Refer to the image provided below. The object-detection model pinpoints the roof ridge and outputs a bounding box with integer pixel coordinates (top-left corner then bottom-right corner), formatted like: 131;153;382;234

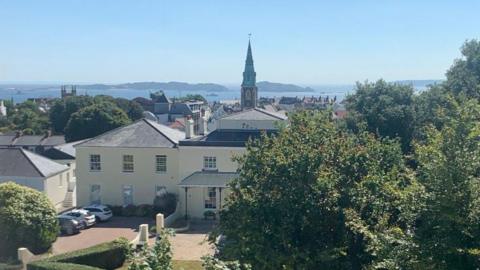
142;119;177;146
75;119;145;147
254;108;286;120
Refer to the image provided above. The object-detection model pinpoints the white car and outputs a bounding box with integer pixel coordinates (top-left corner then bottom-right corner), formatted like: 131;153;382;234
82;204;113;222
61;209;96;228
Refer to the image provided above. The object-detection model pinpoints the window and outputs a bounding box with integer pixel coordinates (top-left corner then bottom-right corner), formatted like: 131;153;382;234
123;185;133;205
90;154;101;171
122;155;134;172
90;184;101;204
155;185;167;197
203;156;216;170
155;155;167;173
204;187;217;209
59;174;63;187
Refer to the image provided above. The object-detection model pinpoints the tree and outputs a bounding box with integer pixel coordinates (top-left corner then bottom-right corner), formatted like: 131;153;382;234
49;96;94;134
345;80;415;153
0;182;58;259
414;99;480;269
64;102;131;142
445;39;480;99
114;98;144;121
213;111;425;269
127;229;174;270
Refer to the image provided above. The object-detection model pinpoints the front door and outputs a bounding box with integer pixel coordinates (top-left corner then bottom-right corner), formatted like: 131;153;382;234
123;185;133;205
90;184;101;204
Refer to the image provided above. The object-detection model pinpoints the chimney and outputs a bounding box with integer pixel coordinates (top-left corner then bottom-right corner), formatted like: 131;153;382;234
199;115;208;136
185;115;194;139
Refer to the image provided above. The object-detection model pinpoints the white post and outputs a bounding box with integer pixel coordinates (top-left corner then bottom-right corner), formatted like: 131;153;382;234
18;247;35;270
185;116;194;139
139;224;149;245
156;213;164;233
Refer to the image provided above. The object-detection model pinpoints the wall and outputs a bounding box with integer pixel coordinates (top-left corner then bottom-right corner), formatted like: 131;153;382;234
76;146;179;206
44;171;70;211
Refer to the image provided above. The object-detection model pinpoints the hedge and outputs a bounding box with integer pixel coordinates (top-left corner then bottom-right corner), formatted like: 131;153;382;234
0;262;22;270
27;238;129;270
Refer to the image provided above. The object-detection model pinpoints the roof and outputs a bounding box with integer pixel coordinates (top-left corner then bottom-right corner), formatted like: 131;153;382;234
179;129;276;147
279;96;299;105
0;147;68;178
77;119;185;148
43;139;87;160
179;171;238;187
169;103;193;115
0;135;65;147
220;108;287;121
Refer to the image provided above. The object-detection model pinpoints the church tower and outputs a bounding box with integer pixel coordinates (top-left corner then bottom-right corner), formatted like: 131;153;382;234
241;39;258;110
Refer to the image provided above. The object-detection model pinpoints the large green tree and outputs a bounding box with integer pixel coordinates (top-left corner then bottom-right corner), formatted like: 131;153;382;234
345;80;415;153
214;111;425;269
64;102;131;142
445;39;480;99
0;182;58;259
49;96;94;134
414;100;480;269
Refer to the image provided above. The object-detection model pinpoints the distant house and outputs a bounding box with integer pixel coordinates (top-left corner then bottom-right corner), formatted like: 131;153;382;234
0;133;65;154
0;147;74;212
278;96;300;111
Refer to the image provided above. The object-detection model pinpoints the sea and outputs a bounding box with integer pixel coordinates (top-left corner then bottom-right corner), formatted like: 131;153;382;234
0;82;432;104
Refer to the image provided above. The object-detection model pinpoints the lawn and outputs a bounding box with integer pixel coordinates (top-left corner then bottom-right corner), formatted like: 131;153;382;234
118;260;203;270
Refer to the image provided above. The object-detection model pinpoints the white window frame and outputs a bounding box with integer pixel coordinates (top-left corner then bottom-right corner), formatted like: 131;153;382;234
204;187;217;209
203;156;217;170
89;154;101;171
155;155;167;173
90;184;101;204
122;154;134;173
122;185;134;205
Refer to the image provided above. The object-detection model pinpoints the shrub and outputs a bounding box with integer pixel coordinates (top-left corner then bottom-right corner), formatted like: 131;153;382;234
121;204;137;217
135;204;153;217
0;261;22;270
27;238;129;270
153;193;177;217
107;205;123;216
0;182;58;260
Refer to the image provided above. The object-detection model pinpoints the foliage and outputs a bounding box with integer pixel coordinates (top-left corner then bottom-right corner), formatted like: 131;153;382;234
153;193;177;217
213;111;425;269
64;101;131;142
0;182;58;260
202;256;250;270
345;79;416;153
0;100;51;135
445;39;480;99
50;96;94;134
414;100;480;269
114;98;144;121
27;238;129;270
127;229;174;270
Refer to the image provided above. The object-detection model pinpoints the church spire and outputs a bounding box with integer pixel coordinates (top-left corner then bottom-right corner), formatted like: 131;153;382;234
241;37;258;110
242;39;256;87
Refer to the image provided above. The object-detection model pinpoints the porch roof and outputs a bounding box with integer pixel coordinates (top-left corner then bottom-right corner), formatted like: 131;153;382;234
179;171;238;188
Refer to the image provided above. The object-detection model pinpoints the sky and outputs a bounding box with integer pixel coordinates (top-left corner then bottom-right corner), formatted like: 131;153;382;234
0;0;479;85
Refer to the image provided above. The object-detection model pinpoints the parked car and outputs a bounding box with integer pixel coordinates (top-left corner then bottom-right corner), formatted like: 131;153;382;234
82;204;113;222
61;209;96;228
58;216;82;235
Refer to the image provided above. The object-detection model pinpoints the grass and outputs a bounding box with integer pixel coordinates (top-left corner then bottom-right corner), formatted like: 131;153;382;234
117;260;202;270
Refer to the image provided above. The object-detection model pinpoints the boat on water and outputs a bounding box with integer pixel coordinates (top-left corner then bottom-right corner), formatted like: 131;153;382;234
206;93;219;97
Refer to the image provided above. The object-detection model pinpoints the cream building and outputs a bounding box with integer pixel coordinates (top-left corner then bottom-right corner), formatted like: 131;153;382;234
0;147;73;212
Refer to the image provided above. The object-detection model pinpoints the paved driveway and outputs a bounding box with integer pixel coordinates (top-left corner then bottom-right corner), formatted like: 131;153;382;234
52;217;154;255
52;217;214;261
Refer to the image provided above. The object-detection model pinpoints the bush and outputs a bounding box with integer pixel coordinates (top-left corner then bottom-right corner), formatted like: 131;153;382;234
121;204;137;217
0;182;58;260
0;262;22;270
107;205;123;216
27;238;129;270
135;204;153;217
153;193;177;217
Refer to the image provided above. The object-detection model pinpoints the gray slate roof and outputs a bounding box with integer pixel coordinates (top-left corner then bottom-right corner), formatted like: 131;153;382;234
43;139;87;160
179;171;238;187
77;119;185;148
0;147;68;178
221;108;287;121
0;135;65;147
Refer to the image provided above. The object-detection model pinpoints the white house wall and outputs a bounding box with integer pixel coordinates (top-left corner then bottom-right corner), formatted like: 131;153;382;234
76;147;179;206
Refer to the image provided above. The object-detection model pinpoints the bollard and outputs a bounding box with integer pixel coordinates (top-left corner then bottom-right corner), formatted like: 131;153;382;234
156;213;164;233
139;224;149;244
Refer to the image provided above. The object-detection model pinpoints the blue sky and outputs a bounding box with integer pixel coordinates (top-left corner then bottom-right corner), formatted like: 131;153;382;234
0;0;479;85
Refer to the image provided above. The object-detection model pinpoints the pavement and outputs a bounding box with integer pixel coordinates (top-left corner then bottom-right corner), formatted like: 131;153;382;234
52;217;215;260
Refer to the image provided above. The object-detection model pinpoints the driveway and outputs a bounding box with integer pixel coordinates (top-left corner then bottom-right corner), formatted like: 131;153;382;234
52;217;215;261
52;216;154;255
